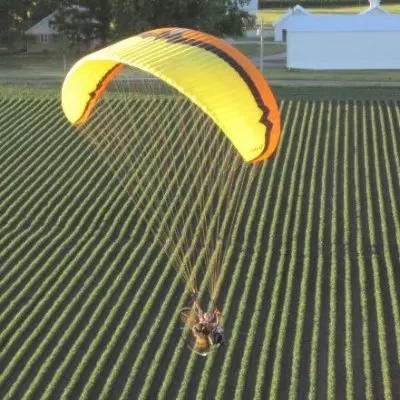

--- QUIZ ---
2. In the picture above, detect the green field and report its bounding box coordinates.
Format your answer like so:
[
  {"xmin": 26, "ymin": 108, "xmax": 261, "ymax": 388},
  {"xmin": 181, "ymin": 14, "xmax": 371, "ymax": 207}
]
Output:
[{"xmin": 0, "ymin": 88, "xmax": 400, "ymax": 399}]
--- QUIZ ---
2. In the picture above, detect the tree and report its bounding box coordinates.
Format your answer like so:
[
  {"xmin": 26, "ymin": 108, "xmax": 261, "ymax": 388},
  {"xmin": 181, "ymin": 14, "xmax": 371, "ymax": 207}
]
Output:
[
  {"xmin": 0, "ymin": 0, "xmax": 26, "ymax": 45},
  {"xmin": 0, "ymin": 0, "xmax": 59, "ymax": 42},
  {"xmin": 1, "ymin": 0, "xmax": 254, "ymax": 49},
  {"xmin": 110, "ymin": 0, "xmax": 254, "ymax": 38},
  {"xmin": 85, "ymin": 0, "xmax": 112, "ymax": 44},
  {"xmin": 50, "ymin": 1, "xmax": 101, "ymax": 53},
  {"xmin": 28, "ymin": 0, "xmax": 60, "ymax": 24}
]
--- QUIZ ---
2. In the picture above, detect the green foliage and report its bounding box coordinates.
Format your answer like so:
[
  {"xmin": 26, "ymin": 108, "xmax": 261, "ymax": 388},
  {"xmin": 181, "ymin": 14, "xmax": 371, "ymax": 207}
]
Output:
[
  {"xmin": 1, "ymin": 0, "xmax": 254, "ymax": 50},
  {"xmin": 27, "ymin": 0, "xmax": 60, "ymax": 22},
  {"xmin": 49, "ymin": 1, "xmax": 100, "ymax": 51},
  {"xmin": 0, "ymin": 0, "xmax": 59, "ymax": 45},
  {"xmin": 110, "ymin": 0, "xmax": 254, "ymax": 37}
]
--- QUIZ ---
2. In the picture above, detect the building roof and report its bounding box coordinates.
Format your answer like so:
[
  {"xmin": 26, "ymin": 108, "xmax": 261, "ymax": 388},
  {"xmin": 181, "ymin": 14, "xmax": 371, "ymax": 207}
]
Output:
[
  {"xmin": 26, "ymin": 5, "xmax": 93, "ymax": 35},
  {"xmin": 272, "ymin": 5, "xmax": 310, "ymax": 27},
  {"xmin": 26, "ymin": 12, "xmax": 58, "ymax": 35},
  {"xmin": 287, "ymin": 15, "xmax": 400, "ymax": 32},
  {"xmin": 359, "ymin": 5, "xmax": 390, "ymax": 15}
]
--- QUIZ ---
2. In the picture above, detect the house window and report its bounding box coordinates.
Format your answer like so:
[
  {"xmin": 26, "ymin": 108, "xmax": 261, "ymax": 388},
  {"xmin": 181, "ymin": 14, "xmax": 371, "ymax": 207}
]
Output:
[{"xmin": 40, "ymin": 34, "xmax": 48, "ymax": 43}]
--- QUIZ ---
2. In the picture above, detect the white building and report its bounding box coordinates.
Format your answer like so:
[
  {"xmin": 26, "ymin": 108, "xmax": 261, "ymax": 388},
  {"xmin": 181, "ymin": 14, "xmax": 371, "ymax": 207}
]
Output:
[
  {"xmin": 359, "ymin": 5, "xmax": 389, "ymax": 15},
  {"xmin": 273, "ymin": 5, "xmax": 310, "ymax": 42},
  {"xmin": 286, "ymin": 15, "xmax": 400, "ymax": 70},
  {"xmin": 25, "ymin": 5, "xmax": 100, "ymax": 53},
  {"xmin": 25, "ymin": 11, "xmax": 59, "ymax": 52}
]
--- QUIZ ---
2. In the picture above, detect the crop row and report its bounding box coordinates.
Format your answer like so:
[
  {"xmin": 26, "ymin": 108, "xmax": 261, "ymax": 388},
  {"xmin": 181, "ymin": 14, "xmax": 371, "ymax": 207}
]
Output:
[
  {"xmin": 71, "ymin": 104, "xmax": 226, "ymax": 400},
  {"xmin": 0, "ymin": 98, "xmax": 166, "ymax": 396},
  {"xmin": 0, "ymin": 101, "xmax": 146, "ymax": 396},
  {"xmin": 0, "ymin": 97, "xmax": 399, "ymax": 399}
]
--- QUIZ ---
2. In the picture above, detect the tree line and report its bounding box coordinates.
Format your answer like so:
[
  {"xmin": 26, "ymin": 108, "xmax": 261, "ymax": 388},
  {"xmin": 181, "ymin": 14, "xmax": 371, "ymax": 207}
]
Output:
[{"xmin": 0, "ymin": 0, "xmax": 255, "ymax": 49}]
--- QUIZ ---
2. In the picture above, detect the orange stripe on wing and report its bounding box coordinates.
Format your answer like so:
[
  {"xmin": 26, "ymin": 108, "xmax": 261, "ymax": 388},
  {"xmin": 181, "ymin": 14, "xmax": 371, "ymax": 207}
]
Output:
[
  {"xmin": 248, "ymin": 121, "xmax": 281, "ymax": 162},
  {"xmin": 180, "ymin": 30, "xmax": 281, "ymax": 162},
  {"xmin": 74, "ymin": 63, "xmax": 124, "ymax": 125}
]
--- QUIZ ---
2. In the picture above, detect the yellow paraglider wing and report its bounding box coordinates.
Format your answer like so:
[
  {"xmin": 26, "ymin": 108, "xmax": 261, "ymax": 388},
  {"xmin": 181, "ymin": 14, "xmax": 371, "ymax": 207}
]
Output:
[{"xmin": 61, "ymin": 27, "xmax": 281, "ymax": 162}]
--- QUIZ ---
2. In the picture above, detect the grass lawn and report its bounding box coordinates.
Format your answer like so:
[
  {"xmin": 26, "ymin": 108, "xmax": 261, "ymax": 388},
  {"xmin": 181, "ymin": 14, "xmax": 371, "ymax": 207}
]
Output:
[
  {"xmin": 262, "ymin": 68, "xmax": 400, "ymax": 83},
  {"xmin": 1, "ymin": 24, "xmax": 400, "ymax": 87},
  {"xmin": 258, "ymin": 4, "xmax": 400, "ymax": 24},
  {"xmin": 0, "ymin": 53, "xmax": 151, "ymax": 84},
  {"xmin": 2, "ymin": 62, "xmax": 400, "ymax": 87},
  {"xmin": 0, "ymin": 53, "xmax": 74, "ymax": 83},
  {"xmin": 233, "ymin": 42, "xmax": 286, "ymax": 57}
]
